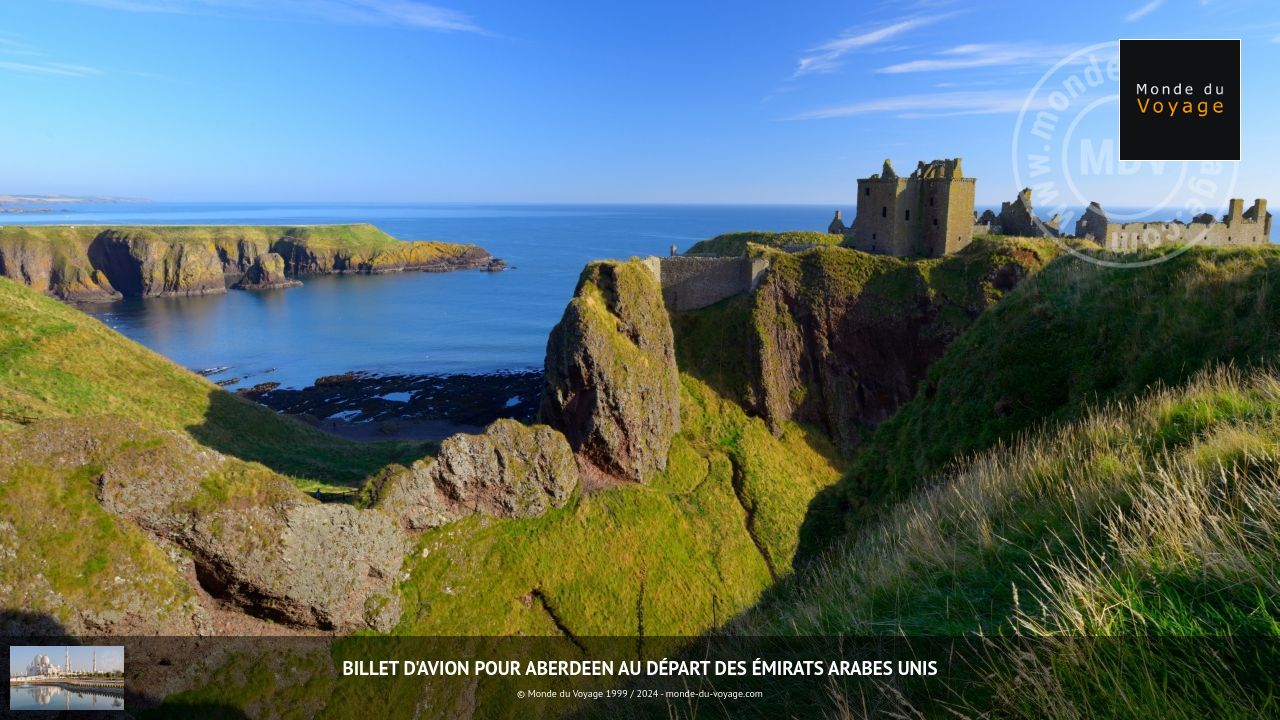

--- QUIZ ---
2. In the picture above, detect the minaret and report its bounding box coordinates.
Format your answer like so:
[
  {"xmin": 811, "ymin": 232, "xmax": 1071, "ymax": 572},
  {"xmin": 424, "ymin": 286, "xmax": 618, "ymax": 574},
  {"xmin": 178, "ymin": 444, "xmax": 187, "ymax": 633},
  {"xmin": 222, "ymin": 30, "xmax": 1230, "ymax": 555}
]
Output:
[{"xmin": 93, "ymin": 649, "xmax": 97, "ymax": 674}]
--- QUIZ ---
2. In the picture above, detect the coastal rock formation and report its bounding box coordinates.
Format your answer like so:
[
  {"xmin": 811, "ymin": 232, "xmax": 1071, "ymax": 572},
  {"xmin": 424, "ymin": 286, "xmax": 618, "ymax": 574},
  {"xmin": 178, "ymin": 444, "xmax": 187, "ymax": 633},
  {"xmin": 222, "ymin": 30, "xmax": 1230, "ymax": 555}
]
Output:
[
  {"xmin": 88, "ymin": 228, "xmax": 227, "ymax": 298},
  {"xmin": 742, "ymin": 240, "xmax": 1054, "ymax": 453},
  {"xmin": 0, "ymin": 224, "xmax": 493, "ymax": 301},
  {"xmin": 375, "ymin": 419, "xmax": 578, "ymax": 530},
  {"xmin": 541, "ymin": 259, "xmax": 681, "ymax": 484},
  {"xmin": 233, "ymin": 252, "xmax": 302, "ymax": 290},
  {"xmin": 0, "ymin": 417, "xmax": 405, "ymax": 633}
]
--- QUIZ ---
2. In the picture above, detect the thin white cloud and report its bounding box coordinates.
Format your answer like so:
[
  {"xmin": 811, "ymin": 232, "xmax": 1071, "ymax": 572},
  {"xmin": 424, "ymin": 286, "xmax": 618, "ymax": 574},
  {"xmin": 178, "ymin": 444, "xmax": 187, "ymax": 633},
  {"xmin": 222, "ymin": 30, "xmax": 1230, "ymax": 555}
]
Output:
[
  {"xmin": 788, "ymin": 90, "xmax": 1051, "ymax": 120},
  {"xmin": 0, "ymin": 60, "xmax": 103, "ymax": 77},
  {"xmin": 1125, "ymin": 0, "xmax": 1165, "ymax": 21},
  {"xmin": 61, "ymin": 0, "xmax": 486, "ymax": 33},
  {"xmin": 794, "ymin": 14, "xmax": 951, "ymax": 77},
  {"xmin": 0, "ymin": 36, "xmax": 103, "ymax": 77},
  {"xmin": 877, "ymin": 43, "xmax": 1086, "ymax": 74}
]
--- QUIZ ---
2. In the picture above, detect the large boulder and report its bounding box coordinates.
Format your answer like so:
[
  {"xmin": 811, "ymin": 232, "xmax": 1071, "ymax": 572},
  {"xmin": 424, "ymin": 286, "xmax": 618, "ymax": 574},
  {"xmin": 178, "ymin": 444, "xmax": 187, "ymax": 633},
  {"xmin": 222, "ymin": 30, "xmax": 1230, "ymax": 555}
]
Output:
[
  {"xmin": 0, "ymin": 417, "xmax": 406, "ymax": 633},
  {"xmin": 541, "ymin": 260, "xmax": 681, "ymax": 484},
  {"xmin": 376, "ymin": 419, "xmax": 577, "ymax": 531}
]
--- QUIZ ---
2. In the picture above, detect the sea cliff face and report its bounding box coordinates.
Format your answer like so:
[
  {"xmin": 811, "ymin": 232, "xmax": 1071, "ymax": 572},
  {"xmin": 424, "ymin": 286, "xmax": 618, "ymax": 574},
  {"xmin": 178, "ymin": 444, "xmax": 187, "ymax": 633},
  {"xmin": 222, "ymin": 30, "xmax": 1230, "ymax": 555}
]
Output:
[{"xmin": 0, "ymin": 223, "xmax": 493, "ymax": 301}]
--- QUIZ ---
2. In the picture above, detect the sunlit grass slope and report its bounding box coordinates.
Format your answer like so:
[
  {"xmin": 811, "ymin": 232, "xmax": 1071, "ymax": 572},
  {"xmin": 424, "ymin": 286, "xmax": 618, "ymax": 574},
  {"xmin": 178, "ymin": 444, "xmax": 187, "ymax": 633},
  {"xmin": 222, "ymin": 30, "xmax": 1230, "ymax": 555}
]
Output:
[
  {"xmin": 0, "ymin": 276, "xmax": 424, "ymax": 488},
  {"xmin": 393, "ymin": 375, "xmax": 843, "ymax": 637}
]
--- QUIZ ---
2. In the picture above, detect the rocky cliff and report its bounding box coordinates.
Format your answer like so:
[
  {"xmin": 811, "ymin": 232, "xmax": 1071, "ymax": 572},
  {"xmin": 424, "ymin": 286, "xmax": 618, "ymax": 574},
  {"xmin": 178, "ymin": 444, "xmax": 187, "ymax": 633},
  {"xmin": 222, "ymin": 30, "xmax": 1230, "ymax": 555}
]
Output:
[
  {"xmin": 0, "ymin": 224, "xmax": 493, "ymax": 301},
  {"xmin": 541, "ymin": 259, "xmax": 681, "ymax": 484},
  {"xmin": 673, "ymin": 238, "xmax": 1057, "ymax": 455}
]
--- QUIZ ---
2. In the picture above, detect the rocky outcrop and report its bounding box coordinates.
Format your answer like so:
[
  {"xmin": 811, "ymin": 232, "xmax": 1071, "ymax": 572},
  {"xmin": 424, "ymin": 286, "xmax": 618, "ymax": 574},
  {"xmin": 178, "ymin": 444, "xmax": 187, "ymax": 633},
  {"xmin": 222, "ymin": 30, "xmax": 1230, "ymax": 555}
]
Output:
[
  {"xmin": 0, "ymin": 224, "xmax": 493, "ymax": 301},
  {"xmin": 88, "ymin": 229, "xmax": 227, "ymax": 298},
  {"xmin": 272, "ymin": 235, "xmax": 492, "ymax": 275},
  {"xmin": 740, "ymin": 240, "xmax": 1054, "ymax": 453},
  {"xmin": 234, "ymin": 252, "xmax": 302, "ymax": 290},
  {"xmin": 0, "ymin": 417, "xmax": 406, "ymax": 633},
  {"xmin": 375, "ymin": 419, "xmax": 578, "ymax": 530},
  {"xmin": 541, "ymin": 259, "xmax": 681, "ymax": 484}
]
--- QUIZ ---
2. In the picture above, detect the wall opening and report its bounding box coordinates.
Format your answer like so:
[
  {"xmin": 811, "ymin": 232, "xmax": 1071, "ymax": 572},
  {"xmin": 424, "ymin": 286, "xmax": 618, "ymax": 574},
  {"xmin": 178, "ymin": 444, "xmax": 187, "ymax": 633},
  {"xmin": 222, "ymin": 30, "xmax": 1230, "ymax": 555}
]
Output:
[
  {"xmin": 881, "ymin": 206, "xmax": 887, "ymax": 218},
  {"xmin": 904, "ymin": 209, "xmax": 911, "ymax": 221}
]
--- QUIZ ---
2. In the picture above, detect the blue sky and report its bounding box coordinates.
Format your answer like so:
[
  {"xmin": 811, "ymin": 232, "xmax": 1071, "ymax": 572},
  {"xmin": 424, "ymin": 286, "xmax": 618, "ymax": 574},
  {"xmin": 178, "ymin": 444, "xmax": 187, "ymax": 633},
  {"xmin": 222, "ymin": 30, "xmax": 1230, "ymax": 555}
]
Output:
[
  {"xmin": 2, "ymin": 0, "xmax": 1279, "ymax": 205},
  {"xmin": 10, "ymin": 646, "xmax": 124, "ymax": 676}
]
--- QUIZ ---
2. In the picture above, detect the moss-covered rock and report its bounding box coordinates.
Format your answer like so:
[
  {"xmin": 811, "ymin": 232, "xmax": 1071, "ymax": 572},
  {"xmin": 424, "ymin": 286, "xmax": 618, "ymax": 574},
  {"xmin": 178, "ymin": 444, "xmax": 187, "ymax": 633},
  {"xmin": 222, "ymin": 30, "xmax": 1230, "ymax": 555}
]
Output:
[
  {"xmin": 0, "ymin": 416, "xmax": 406, "ymax": 633},
  {"xmin": 541, "ymin": 259, "xmax": 681, "ymax": 484},
  {"xmin": 376, "ymin": 419, "xmax": 577, "ymax": 530}
]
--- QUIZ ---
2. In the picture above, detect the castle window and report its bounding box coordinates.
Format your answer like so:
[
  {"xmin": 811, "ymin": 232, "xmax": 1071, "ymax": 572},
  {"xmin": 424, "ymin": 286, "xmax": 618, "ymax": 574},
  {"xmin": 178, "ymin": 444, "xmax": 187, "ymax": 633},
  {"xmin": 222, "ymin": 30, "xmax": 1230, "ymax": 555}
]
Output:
[
  {"xmin": 929, "ymin": 197, "xmax": 935, "ymax": 207},
  {"xmin": 905, "ymin": 210, "xmax": 911, "ymax": 221},
  {"xmin": 864, "ymin": 187, "xmax": 870, "ymax": 196},
  {"xmin": 881, "ymin": 206, "xmax": 887, "ymax": 218},
  {"xmin": 933, "ymin": 218, "xmax": 938, "ymax": 226},
  {"xmin": 872, "ymin": 233, "xmax": 877, "ymax": 240}
]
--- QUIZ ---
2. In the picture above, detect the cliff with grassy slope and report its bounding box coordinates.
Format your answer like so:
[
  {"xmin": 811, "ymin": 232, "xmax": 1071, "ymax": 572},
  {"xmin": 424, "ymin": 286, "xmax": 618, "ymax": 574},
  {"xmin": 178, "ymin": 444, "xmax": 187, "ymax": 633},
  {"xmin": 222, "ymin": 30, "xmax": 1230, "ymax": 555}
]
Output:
[
  {"xmin": 0, "ymin": 275, "xmax": 427, "ymax": 634},
  {"xmin": 685, "ymin": 230, "xmax": 844, "ymax": 256},
  {"xmin": 600, "ymin": 244, "xmax": 1280, "ymax": 718},
  {"xmin": 16, "ymin": 231, "xmax": 1279, "ymax": 716},
  {"xmin": 0, "ymin": 223, "xmax": 492, "ymax": 301},
  {"xmin": 674, "ymin": 237, "xmax": 1058, "ymax": 455}
]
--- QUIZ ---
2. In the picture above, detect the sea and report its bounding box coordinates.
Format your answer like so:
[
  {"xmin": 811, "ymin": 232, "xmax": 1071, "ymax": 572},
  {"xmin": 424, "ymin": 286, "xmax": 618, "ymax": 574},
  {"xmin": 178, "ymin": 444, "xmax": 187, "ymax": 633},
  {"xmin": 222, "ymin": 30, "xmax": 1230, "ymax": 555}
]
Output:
[{"xmin": 4, "ymin": 203, "xmax": 838, "ymax": 389}]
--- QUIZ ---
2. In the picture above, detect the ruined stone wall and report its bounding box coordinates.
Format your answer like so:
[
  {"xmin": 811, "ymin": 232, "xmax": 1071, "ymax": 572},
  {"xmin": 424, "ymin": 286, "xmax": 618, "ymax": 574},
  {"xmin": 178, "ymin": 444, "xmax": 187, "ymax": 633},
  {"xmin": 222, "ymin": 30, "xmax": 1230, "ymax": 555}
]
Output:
[
  {"xmin": 1076, "ymin": 199, "xmax": 1271, "ymax": 250},
  {"xmin": 642, "ymin": 256, "xmax": 769, "ymax": 311}
]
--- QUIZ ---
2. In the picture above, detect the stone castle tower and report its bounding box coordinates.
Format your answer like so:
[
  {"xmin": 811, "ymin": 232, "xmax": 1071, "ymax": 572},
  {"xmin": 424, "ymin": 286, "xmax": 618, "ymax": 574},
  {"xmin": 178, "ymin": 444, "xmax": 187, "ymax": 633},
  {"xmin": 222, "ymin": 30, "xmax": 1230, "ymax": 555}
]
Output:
[{"xmin": 845, "ymin": 158, "xmax": 976, "ymax": 258}]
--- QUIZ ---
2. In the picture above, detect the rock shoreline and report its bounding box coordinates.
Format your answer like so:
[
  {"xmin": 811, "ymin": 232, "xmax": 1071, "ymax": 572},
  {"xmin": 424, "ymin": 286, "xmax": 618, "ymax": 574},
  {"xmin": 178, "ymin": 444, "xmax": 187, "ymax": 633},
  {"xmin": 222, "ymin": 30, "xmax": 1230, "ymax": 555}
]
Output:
[{"xmin": 239, "ymin": 369, "xmax": 543, "ymax": 441}]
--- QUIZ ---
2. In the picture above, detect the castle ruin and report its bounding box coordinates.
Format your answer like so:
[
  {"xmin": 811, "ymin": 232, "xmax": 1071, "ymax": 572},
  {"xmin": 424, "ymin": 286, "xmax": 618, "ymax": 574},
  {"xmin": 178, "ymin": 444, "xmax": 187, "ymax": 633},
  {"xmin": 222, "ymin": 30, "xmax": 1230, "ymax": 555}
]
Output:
[
  {"xmin": 973, "ymin": 188, "xmax": 1061, "ymax": 238},
  {"xmin": 829, "ymin": 158, "xmax": 976, "ymax": 258},
  {"xmin": 1075, "ymin": 199, "xmax": 1271, "ymax": 250}
]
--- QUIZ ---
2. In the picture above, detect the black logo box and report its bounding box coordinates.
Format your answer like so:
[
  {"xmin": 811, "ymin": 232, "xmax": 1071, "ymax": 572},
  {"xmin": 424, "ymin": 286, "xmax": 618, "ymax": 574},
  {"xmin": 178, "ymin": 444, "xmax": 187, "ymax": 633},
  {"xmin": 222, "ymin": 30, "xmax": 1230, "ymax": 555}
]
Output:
[{"xmin": 1120, "ymin": 39, "xmax": 1240, "ymax": 161}]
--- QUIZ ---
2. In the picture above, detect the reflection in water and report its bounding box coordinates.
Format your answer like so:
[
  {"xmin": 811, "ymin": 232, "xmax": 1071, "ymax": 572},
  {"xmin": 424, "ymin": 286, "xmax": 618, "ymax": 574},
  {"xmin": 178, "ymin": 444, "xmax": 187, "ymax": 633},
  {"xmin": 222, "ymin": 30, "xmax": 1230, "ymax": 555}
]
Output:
[{"xmin": 9, "ymin": 683, "xmax": 125, "ymax": 711}]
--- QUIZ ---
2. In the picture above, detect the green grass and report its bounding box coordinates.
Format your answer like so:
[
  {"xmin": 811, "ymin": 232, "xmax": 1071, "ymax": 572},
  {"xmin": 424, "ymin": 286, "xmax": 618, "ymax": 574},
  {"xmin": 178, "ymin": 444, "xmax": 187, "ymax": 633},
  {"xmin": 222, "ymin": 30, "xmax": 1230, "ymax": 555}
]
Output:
[
  {"xmin": 0, "ymin": 460, "xmax": 196, "ymax": 628},
  {"xmin": 705, "ymin": 365, "xmax": 1280, "ymax": 718},
  {"xmin": 822, "ymin": 243, "xmax": 1280, "ymax": 537},
  {"xmin": 393, "ymin": 375, "xmax": 843, "ymax": 638},
  {"xmin": 685, "ymin": 230, "xmax": 844, "ymax": 256},
  {"xmin": 0, "ymin": 276, "xmax": 425, "ymax": 490}
]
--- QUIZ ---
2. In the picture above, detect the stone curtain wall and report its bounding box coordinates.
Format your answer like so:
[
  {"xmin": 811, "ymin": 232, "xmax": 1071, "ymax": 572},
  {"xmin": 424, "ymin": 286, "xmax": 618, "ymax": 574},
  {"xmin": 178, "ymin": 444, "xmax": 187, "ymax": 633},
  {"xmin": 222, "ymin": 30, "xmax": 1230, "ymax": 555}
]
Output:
[
  {"xmin": 642, "ymin": 256, "xmax": 769, "ymax": 311},
  {"xmin": 1076, "ymin": 199, "xmax": 1271, "ymax": 250}
]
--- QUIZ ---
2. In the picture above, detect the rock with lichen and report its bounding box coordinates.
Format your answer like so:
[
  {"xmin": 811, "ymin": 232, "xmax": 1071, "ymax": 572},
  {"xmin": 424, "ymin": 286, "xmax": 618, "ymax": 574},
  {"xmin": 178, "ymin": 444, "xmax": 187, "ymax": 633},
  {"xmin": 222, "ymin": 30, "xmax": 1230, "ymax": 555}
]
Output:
[
  {"xmin": 234, "ymin": 252, "xmax": 302, "ymax": 290},
  {"xmin": 540, "ymin": 259, "xmax": 680, "ymax": 484},
  {"xmin": 375, "ymin": 418, "xmax": 578, "ymax": 531}
]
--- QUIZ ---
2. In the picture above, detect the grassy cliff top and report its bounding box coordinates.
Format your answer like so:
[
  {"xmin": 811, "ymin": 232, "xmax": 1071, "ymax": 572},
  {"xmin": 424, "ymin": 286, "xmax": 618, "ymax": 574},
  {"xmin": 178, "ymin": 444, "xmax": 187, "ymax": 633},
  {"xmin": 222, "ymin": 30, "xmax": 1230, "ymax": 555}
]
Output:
[
  {"xmin": 685, "ymin": 230, "xmax": 845, "ymax": 256},
  {"xmin": 0, "ymin": 276, "xmax": 425, "ymax": 489},
  {"xmin": 0, "ymin": 223, "xmax": 479, "ymax": 253}
]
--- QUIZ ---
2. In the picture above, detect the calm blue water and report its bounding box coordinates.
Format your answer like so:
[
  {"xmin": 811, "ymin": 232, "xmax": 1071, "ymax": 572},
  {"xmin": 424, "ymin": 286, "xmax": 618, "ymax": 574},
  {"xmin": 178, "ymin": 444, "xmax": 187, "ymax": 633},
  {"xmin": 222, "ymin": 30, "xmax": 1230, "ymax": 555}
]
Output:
[
  {"xmin": 8, "ymin": 683, "xmax": 125, "ymax": 710},
  {"xmin": 5, "ymin": 203, "xmax": 830, "ymax": 389}
]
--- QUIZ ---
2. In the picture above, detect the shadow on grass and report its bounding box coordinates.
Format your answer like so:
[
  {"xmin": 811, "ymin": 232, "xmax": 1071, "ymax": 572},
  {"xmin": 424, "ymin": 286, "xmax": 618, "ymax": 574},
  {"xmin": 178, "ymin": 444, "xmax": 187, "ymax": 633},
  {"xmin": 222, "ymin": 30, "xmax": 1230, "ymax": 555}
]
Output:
[{"xmin": 186, "ymin": 388, "xmax": 431, "ymax": 490}]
